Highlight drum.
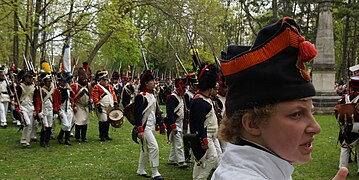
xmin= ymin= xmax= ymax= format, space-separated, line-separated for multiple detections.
xmin=108 ymin=108 xmax=124 ymax=128
xmin=123 ymin=103 xmax=136 ymax=125
xmin=335 ymin=103 xmax=359 ymax=126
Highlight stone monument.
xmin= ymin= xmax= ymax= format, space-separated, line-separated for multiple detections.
xmin=312 ymin=1 xmax=339 ymax=114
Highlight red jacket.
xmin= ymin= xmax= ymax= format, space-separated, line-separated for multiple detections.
xmin=70 ymin=83 xmax=93 ymax=103
xmin=53 ymin=86 xmax=74 ymax=112
xmin=92 ymin=84 xmax=118 ymax=105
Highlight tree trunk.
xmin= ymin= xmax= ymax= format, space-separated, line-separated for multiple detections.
xmin=40 ymin=0 xmax=48 ymax=62
xmin=272 ymin=0 xmax=278 ymax=22
xmin=24 ymin=0 xmax=32 ymax=67
xmin=31 ymin=0 xmax=42 ymax=67
xmin=12 ymin=0 xmax=19 ymax=67
xmin=87 ymin=30 xmax=114 ymax=65
xmin=342 ymin=0 xmax=351 ymax=82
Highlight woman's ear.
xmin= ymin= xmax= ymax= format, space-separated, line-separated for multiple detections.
xmin=242 ymin=113 xmax=261 ymax=136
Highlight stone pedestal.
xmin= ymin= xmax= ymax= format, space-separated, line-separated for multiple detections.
xmin=311 ymin=2 xmax=338 ymax=114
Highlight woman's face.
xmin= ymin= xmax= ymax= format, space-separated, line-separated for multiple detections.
xmin=258 ymin=99 xmax=321 ymax=164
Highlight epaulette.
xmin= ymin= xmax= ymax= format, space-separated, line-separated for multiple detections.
xmin=193 ymin=93 xmax=201 ymax=100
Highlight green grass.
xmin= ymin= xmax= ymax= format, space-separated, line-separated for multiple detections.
xmin=0 ymin=113 xmax=354 ymax=179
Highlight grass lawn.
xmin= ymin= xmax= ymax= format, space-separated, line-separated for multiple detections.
xmin=0 ymin=112 xmax=354 ymax=179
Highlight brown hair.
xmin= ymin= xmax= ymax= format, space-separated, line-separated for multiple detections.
xmin=219 ymin=104 xmax=275 ymax=144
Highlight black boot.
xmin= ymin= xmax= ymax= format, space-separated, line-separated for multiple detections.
xmin=45 ymin=127 xmax=52 ymax=147
xmin=81 ymin=125 xmax=88 ymax=142
xmin=99 ymin=122 xmax=106 ymax=141
xmin=40 ymin=129 xmax=46 ymax=147
xmin=104 ymin=121 xmax=112 ymax=140
xmin=64 ymin=131 xmax=72 ymax=145
xmin=75 ymin=125 xmax=81 ymax=142
xmin=58 ymin=130 xmax=64 ymax=144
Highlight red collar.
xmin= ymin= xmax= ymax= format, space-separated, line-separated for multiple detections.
xmin=141 ymin=88 xmax=153 ymax=95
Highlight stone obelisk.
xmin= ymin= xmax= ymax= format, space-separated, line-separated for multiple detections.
xmin=312 ymin=1 xmax=338 ymax=114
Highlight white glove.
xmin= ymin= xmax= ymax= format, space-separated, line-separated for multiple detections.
xmin=38 ymin=112 xmax=44 ymax=119
xmin=53 ymin=114 xmax=58 ymax=119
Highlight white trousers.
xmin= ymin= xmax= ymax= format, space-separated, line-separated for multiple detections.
xmin=193 ymin=135 xmax=218 ymax=180
xmin=138 ymin=130 xmax=160 ymax=177
xmin=0 ymin=101 xmax=8 ymax=126
xmin=168 ymin=131 xmax=185 ymax=163
xmin=339 ymin=141 xmax=359 ymax=172
xmin=20 ymin=103 xmax=34 ymax=144
xmin=42 ymin=106 xmax=54 ymax=128
xmin=97 ymin=106 xmax=111 ymax=122
xmin=59 ymin=107 xmax=73 ymax=131
xmin=213 ymin=137 xmax=222 ymax=167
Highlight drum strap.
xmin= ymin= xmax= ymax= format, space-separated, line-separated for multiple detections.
xmin=141 ymin=94 xmax=155 ymax=126
xmin=351 ymin=96 xmax=359 ymax=103
xmin=42 ymin=86 xmax=54 ymax=103
xmin=74 ymin=84 xmax=88 ymax=100
xmin=97 ymin=83 xmax=114 ymax=107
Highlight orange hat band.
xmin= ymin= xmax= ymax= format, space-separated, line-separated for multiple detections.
xmin=221 ymin=28 xmax=299 ymax=76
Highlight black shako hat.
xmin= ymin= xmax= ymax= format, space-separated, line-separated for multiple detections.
xmin=221 ymin=17 xmax=317 ymax=117
xmin=57 ymin=72 xmax=73 ymax=83
xmin=140 ymin=70 xmax=155 ymax=84
xmin=96 ymin=70 xmax=108 ymax=80
xmin=40 ymin=72 xmax=52 ymax=82
xmin=112 ymin=71 xmax=120 ymax=80
xmin=174 ymin=77 xmax=187 ymax=90
xmin=197 ymin=63 xmax=218 ymax=91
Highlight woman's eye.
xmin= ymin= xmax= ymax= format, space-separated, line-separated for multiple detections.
xmin=290 ymin=112 xmax=301 ymax=119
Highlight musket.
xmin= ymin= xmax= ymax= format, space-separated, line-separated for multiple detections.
xmin=205 ymin=37 xmax=221 ymax=70
xmin=47 ymin=59 xmax=58 ymax=89
xmin=166 ymin=38 xmax=188 ymax=75
xmin=28 ymin=54 xmax=36 ymax=72
xmin=23 ymin=54 xmax=31 ymax=71
xmin=186 ymin=33 xmax=202 ymax=71
xmin=38 ymin=84 xmax=46 ymax=131
xmin=118 ymin=61 xmax=122 ymax=75
xmin=71 ymin=57 xmax=79 ymax=74
xmin=10 ymin=74 xmax=28 ymax=130
xmin=3 ymin=68 xmax=14 ymax=97
xmin=140 ymin=47 xmax=149 ymax=70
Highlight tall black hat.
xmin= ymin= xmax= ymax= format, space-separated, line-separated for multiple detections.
xmin=57 ymin=72 xmax=73 ymax=83
xmin=112 ymin=71 xmax=120 ymax=80
xmin=40 ymin=72 xmax=52 ymax=82
xmin=197 ymin=63 xmax=218 ymax=91
xmin=17 ymin=70 xmax=34 ymax=82
xmin=174 ymin=78 xmax=187 ymax=91
xmin=221 ymin=17 xmax=317 ymax=117
xmin=96 ymin=70 xmax=108 ymax=80
xmin=75 ymin=67 xmax=87 ymax=81
xmin=140 ymin=70 xmax=155 ymax=84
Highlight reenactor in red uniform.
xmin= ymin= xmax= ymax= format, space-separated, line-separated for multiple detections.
xmin=92 ymin=70 xmax=118 ymax=141
xmin=53 ymin=72 xmax=74 ymax=145
xmin=71 ymin=68 xmax=93 ymax=142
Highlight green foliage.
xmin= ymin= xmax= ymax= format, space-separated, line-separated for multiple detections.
xmin=0 ymin=0 xmax=358 ymax=80
xmin=0 ymin=112 xmax=192 ymax=179
xmin=0 ymin=113 xmax=351 ymax=179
